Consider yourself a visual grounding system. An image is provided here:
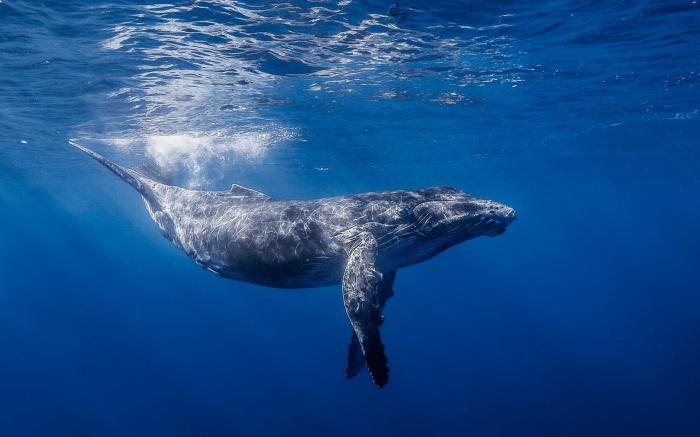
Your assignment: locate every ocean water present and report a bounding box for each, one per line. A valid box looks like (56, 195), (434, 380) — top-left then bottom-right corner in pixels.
(1, 0), (699, 435)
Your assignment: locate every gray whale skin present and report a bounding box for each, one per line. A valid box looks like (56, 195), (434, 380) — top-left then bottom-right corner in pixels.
(71, 140), (516, 387)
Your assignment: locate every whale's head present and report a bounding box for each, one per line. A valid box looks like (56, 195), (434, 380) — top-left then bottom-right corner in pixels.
(410, 186), (516, 245)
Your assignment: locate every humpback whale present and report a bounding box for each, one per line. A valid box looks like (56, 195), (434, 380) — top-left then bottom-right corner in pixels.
(70, 140), (516, 387)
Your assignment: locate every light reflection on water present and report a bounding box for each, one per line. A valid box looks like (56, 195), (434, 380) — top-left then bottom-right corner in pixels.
(0, 1), (698, 189)
(85, 1), (524, 187)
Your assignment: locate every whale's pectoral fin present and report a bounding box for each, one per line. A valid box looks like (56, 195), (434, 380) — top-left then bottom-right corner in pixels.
(230, 184), (270, 199)
(345, 270), (396, 380)
(345, 332), (365, 379)
(342, 234), (393, 387)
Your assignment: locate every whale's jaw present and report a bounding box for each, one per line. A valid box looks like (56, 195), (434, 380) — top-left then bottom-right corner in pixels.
(482, 203), (516, 236)
(412, 195), (516, 241)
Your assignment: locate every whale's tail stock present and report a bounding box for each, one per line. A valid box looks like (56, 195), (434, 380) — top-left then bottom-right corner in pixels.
(69, 139), (158, 201)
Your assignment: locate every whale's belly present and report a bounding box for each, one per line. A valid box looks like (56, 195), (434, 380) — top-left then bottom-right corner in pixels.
(219, 255), (346, 288)
(176, 218), (347, 288)
(218, 241), (346, 288)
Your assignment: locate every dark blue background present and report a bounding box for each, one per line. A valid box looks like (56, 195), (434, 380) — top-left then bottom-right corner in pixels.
(1, 1), (699, 435)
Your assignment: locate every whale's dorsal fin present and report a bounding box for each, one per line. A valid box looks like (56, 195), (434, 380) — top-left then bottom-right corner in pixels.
(342, 233), (391, 387)
(230, 184), (270, 199)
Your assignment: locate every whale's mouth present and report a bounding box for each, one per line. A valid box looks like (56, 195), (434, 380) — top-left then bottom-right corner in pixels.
(491, 206), (516, 234)
(437, 203), (515, 235)
(448, 213), (513, 237)
(412, 198), (516, 239)
(482, 206), (516, 236)
(485, 222), (508, 236)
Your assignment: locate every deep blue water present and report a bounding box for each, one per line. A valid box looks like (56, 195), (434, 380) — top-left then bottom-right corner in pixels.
(1, 0), (700, 435)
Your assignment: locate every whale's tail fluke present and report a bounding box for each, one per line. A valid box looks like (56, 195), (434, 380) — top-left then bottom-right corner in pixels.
(69, 139), (154, 200)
